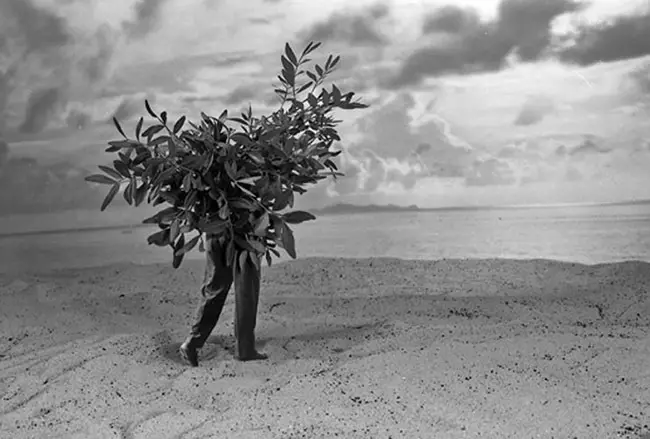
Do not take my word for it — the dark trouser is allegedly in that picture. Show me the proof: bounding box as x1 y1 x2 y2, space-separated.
185 235 261 359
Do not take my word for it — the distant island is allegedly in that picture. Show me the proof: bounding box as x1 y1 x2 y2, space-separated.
310 199 650 216
310 203 422 215
309 202 498 215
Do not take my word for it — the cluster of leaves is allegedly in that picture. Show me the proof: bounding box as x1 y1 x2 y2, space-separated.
85 41 369 270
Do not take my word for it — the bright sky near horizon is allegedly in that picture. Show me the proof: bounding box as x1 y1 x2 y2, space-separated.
0 0 649 217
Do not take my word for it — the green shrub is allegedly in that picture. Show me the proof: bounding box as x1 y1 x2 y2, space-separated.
85 41 369 270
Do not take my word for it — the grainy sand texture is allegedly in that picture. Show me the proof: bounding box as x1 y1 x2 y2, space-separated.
1 257 650 439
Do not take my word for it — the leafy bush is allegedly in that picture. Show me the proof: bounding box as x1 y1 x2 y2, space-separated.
85 41 369 269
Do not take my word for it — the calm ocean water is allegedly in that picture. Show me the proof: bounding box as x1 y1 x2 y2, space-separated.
1 203 649 275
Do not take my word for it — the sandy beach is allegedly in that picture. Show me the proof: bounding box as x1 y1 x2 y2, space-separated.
1 257 649 438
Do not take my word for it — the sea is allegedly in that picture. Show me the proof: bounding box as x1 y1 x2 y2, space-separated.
1 202 649 275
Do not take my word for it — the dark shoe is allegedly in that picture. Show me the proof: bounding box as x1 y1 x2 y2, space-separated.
238 351 268 362
179 342 199 367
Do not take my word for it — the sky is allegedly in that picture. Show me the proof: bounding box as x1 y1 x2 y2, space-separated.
0 0 649 219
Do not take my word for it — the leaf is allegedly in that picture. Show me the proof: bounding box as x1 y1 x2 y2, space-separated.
113 117 127 139
167 137 177 157
97 165 121 181
280 222 297 259
247 237 266 254
147 229 170 246
142 206 176 224
282 210 316 224
160 111 168 125
202 219 228 234
175 234 200 256
113 160 130 178
123 180 134 205
142 124 164 139
135 117 144 140
273 188 293 211
101 183 120 211
172 234 185 268
331 55 340 69
304 41 321 55
229 198 257 211
231 133 252 146
85 174 115 185
145 100 157 118
129 177 137 201
181 173 192 192
173 115 186 134
170 218 181 242
306 71 318 83
284 43 297 65
148 135 170 147
332 84 341 104
134 183 148 206
199 237 205 253
315 64 323 77
281 55 294 75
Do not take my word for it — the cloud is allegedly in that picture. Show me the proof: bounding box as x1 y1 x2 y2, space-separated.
465 158 516 186
0 0 121 134
568 138 612 156
0 149 104 214
122 0 171 41
514 95 555 126
0 138 7 167
108 97 142 122
65 109 92 130
628 62 650 95
325 91 522 197
299 3 390 47
20 87 65 134
557 9 650 66
386 0 583 88
223 85 260 106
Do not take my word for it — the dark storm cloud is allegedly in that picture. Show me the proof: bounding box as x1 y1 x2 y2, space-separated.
422 5 482 35
0 138 8 167
514 96 555 126
300 3 390 47
557 10 650 66
386 0 584 88
122 0 171 40
20 87 65 134
1 0 121 134
79 25 115 83
1 0 71 54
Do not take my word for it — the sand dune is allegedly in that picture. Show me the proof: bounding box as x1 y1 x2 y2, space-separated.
1 257 649 438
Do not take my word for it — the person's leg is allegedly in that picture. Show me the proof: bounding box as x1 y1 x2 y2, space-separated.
233 250 267 361
180 235 233 366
